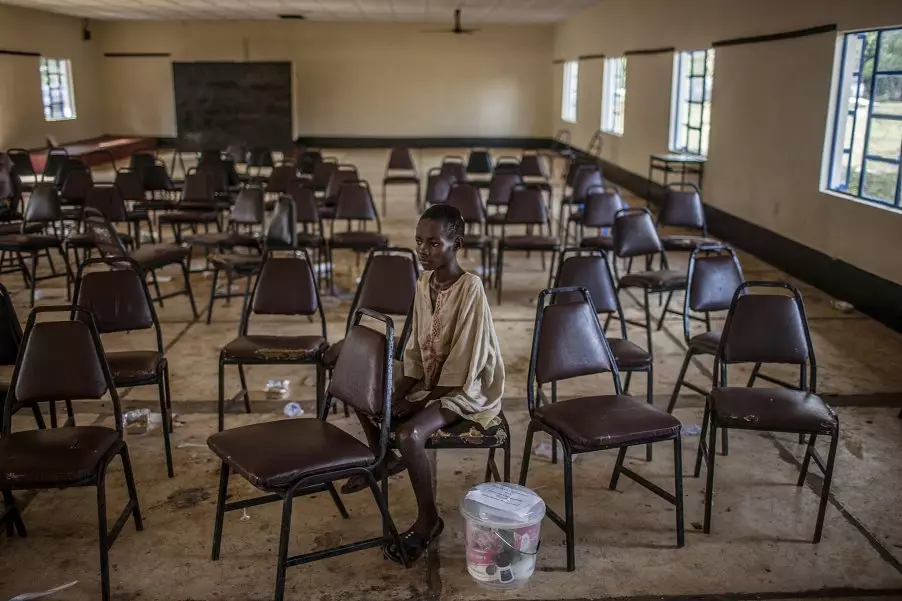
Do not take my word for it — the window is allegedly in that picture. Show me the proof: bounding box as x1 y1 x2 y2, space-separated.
39 57 77 121
825 27 902 207
601 57 627 135
561 61 579 123
670 49 714 156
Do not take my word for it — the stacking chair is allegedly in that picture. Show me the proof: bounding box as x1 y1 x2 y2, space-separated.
484 171 523 233
113 169 156 245
382 146 420 215
328 181 389 273
217 251 327 431
65 185 138 265
247 146 275 179
208 309 405 601
495 186 560 304
42 147 69 183
657 182 717 253
185 186 264 255
466 148 493 189
0 306 143 601
668 245 744 414
74 257 175 477
6 149 38 191
59 161 94 219
265 163 299 201
613 208 688 362
447 183 493 285
0 184 75 306
519 287 684 570
693 282 839 543
298 148 324 178
129 151 157 176
157 170 222 243
519 152 552 194
575 186 626 251
559 165 604 242
288 183 328 274
547 129 575 177
140 159 178 206
440 155 467 183
310 158 338 194
320 164 359 222
493 156 521 176
83 208 198 318
423 167 455 208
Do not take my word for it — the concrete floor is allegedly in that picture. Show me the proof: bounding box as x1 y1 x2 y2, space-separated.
1 149 901 601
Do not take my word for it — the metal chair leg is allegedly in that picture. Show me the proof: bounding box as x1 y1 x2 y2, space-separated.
646 366 654 461
179 259 199 318
673 436 685 547
563 450 576 572
273 494 294 601
237 363 252 413
206 267 220 325
813 427 839 543
703 419 718 534
217 359 226 432
609 446 627 489
159 365 174 477
518 422 536 486
211 463 229 560
667 352 693 413
96 476 111 601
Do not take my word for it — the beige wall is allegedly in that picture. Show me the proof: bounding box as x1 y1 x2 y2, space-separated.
0 4 103 149
551 0 902 284
95 21 553 139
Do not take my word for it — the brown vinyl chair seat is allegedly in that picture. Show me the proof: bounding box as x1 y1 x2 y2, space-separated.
580 235 614 250
485 213 507 224
0 234 61 250
619 270 687 290
709 387 837 434
208 252 262 273
222 335 327 362
184 231 260 249
462 233 493 247
661 235 719 252
0 223 43 235
129 243 191 271
107 350 164 386
208 419 374 490
499 235 559 251
157 210 220 224
0 426 121 487
607 338 652 369
66 231 133 249
522 177 552 191
535 395 680 449
297 232 326 249
383 174 419 184
330 231 390 251
322 336 401 371
688 331 721 355
318 206 336 220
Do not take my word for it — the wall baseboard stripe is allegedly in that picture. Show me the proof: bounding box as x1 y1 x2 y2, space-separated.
578 53 606 61
0 48 40 57
624 46 675 56
713 24 837 48
293 136 550 150
103 52 172 58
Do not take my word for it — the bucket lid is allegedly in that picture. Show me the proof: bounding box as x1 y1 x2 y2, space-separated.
459 483 546 529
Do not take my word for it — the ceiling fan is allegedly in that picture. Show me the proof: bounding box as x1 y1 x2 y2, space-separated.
421 8 480 35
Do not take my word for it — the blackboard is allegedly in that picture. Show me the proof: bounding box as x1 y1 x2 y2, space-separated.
172 61 292 151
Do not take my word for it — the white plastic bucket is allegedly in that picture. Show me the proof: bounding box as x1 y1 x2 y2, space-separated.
459 483 545 589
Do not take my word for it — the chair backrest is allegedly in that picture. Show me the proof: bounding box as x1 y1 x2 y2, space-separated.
44 148 69 179
143 162 173 192
565 160 597 189
4 307 122 435
494 156 522 176
226 143 247 164
425 169 454 205
7 149 35 176
348 248 419 332
85 185 128 222
582 187 625 228
287 183 320 225
554 129 571 147
263 196 298 250
0 153 15 201
528 287 620 413
129 151 156 174
182 171 214 203
83 208 128 257
519 153 548 179
266 164 297 194
54 157 83 188
334 181 378 222
25 184 63 223
74 257 160 339
717 282 813 373
195 162 229 194
324 165 359 201
466 149 493 175
440 157 467 183
245 253 322 327
386 147 415 171
309 154 333 184
571 168 604 202
248 147 274 168
612 208 664 259
230 186 265 225
447 183 486 224
59 163 93 203
113 169 145 201
0 282 23 366
553 249 621 317
505 186 550 226
486 172 522 207
328 310 394 423
686 245 744 315
660 182 706 233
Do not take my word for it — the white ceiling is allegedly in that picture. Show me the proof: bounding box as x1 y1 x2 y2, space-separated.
1 0 600 23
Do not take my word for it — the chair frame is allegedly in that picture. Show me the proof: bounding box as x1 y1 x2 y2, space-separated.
693 281 839 543
212 309 406 601
519 287 684 571
0 305 143 601
381 146 420 215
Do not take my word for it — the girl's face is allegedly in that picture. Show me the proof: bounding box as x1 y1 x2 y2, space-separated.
415 218 460 271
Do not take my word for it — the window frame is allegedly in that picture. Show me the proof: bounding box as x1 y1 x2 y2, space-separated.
825 27 902 208
39 57 77 122
601 56 627 136
670 49 714 156
561 60 579 124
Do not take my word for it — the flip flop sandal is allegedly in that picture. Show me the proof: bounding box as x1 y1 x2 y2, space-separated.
340 456 405 494
383 519 445 565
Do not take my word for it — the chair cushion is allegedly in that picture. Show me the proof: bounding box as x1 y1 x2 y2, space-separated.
0 223 44 235
536 395 680 449
66 231 133 249
580 235 614 250
129 243 191 271
330 232 390 251
383 175 419 184
0 426 121 487
709 387 836 434
158 210 220 224
0 234 61 251
184 232 260 249
222 335 327 362
297 232 325 249
207 419 375 490
462 233 492 248
125 210 149 222
319 206 336 220
619 270 687 291
107 350 164 386
500 235 559 251
688 331 721 355
661 235 718 252
607 338 652 370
